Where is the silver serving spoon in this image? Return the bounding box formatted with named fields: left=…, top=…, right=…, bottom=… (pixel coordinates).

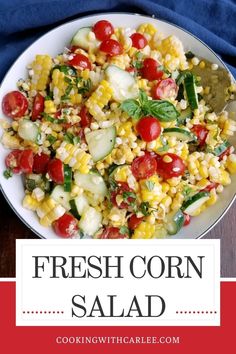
left=191, top=59, right=235, bottom=115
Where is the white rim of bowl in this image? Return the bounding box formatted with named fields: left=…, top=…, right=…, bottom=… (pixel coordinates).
left=0, top=11, right=235, bottom=240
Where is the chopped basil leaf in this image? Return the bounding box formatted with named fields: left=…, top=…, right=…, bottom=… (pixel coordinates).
left=185, top=51, right=195, bottom=59
left=120, top=99, right=142, bottom=120
left=119, top=226, right=130, bottom=235
left=3, top=169, right=13, bottom=179
left=78, top=79, right=92, bottom=94
left=47, top=134, right=57, bottom=144
left=122, top=191, right=136, bottom=202
left=139, top=202, right=150, bottom=216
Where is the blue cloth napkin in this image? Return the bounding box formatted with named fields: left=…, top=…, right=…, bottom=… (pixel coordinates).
left=0, top=0, right=235, bottom=82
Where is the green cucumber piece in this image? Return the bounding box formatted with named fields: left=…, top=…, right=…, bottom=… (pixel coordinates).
left=51, top=185, right=71, bottom=210
left=105, top=65, right=139, bottom=102
left=74, top=171, right=107, bottom=197
left=18, top=119, right=39, bottom=142
left=182, top=191, right=209, bottom=216
left=165, top=210, right=184, bottom=235
left=214, top=141, right=230, bottom=157
left=184, top=74, right=199, bottom=110
left=85, top=126, right=116, bottom=162
left=25, top=173, right=50, bottom=192
left=71, top=27, right=100, bottom=51
left=79, top=206, right=102, bottom=236
left=163, top=127, right=196, bottom=142
left=69, top=194, right=89, bottom=219
left=178, top=106, right=192, bottom=121
left=64, top=165, right=72, bottom=192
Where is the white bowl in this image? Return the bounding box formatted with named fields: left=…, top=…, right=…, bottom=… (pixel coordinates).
left=0, top=13, right=235, bottom=239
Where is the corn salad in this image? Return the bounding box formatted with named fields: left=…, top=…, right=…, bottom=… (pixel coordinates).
left=1, top=19, right=236, bottom=239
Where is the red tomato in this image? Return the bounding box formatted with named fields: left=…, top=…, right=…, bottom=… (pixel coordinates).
left=131, top=153, right=157, bottom=180
left=31, top=93, right=44, bottom=121
left=47, top=158, right=64, bottom=184
left=218, top=146, right=231, bottom=161
left=152, top=78, right=178, bottom=100
left=136, top=116, right=161, bottom=142
left=126, top=67, right=136, bottom=74
left=53, top=213, right=78, bottom=238
left=110, top=182, right=135, bottom=209
left=130, top=33, right=147, bottom=49
left=18, top=149, right=34, bottom=174
left=156, top=153, right=186, bottom=179
left=79, top=106, right=92, bottom=127
left=141, top=58, right=164, bottom=81
left=128, top=214, right=144, bottom=230
left=67, top=53, right=92, bottom=70
left=2, top=91, right=28, bottom=119
left=201, top=182, right=219, bottom=192
left=5, top=149, right=22, bottom=173
left=77, top=128, right=86, bottom=142
left=33, top=153, right=50, bottom=174
left=98, top=227, right=129, bottom=239
left=99, top=39, right=123, bottom=56
left=191, top=125, right=208, bottom=147
left=183, top=213, right=191, bottom=226
left=70, top=45, right=79, bottom=53
left=93, top=20, right=114, bottom=41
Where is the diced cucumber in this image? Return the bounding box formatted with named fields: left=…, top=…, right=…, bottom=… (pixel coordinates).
left=64, top=165, right=72, bottom=192
left=105, top=65, right=139, bottom=102
left=79, top=206, right=102, bottom=236
left=69, top=194, right=89, bottom=218
left=51, top=185, right=71, bottom=210
left=182, top=191, right=209, bottom=216
left=71, top=27, right=100, bottom=51
left=165, top=210, right=184, bottom=235
left=214, top=141, right=230, bottom=157
left=163, top=127, right=196, bottom=142
left=184, top=74, right=198, bottom=110
left=74, top=171, right=108, bottom=197
left=85, top=126, right=116, bottom=162
left=18, top=119, right=39, bottom=142
left=178, top=107, right=193, bottom=124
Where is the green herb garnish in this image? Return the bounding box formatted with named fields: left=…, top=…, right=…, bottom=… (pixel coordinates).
left=3, top=169, right=13, bottom=179
left=78, top=79, right=92, bottom=94
left=119, top=226, right=130, bottom=236
left=185, top=51, right=195, bottom=59
left=139, top=202, right=151, bottom=216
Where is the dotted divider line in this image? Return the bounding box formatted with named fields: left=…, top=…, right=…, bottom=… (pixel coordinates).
left=22, top=311, right=64, bottom=314
left=176, top=311, right=217, bottom=314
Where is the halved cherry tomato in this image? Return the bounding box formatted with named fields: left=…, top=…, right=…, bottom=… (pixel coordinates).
left=191, top=125, right=208, bottom=147
left=2, top=91, right=28, bottom=119
left=126, top=67, right=136, bottom=74
left=5, top=149, right=22, bottom=173
left=67, top=53, right=92, bottom=70
left=33, top=153, right=50, bottom=174
left=53, top=213, right=78, bottom=238
left=76, top=127, right=86, bottom=142
left=70, top=45, right=79, bottom=53
left=130, top=33, right=147, bottom=49
left=141, top=58, right=164, bottom=81
left=152, top=78, right=178, bottom=100
left=156, top=153, right=186, bottom=179
left=100, top=39, right=123, bottom=56
left=136, top=116, right=161, bottom=142
left=131, top=153, right=157, bottom=180
left=128, top=214, right=144, bottom=230
left=98, top=227, right=129, bottom=239
left=183, top=213, right=191, bottom=226
left=47, top=158, right=64, bottom=184
left=201, top=182, right=219, bottom=192
left=31, top=93, right=44, bottom=121
left=110, top=182, right=135, bottom=209
left=93, top=20, right=114, bottom=41
left=79, top=106, right=92, bottom=127
left=218, top=146, right=231, bottom=161
left=18, top=149, right=34, bottom=174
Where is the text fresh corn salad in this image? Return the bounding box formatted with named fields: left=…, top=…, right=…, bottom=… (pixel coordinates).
left=1, top=19, right=236, bottom=238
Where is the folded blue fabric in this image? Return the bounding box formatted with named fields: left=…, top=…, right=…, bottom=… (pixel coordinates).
left=0, top=0, right=235, bottom=81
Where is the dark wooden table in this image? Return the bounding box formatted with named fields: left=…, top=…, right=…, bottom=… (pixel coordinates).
left=0, top=193, right=235, bottom=277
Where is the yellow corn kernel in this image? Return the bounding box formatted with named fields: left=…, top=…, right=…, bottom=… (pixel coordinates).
left=218, top=169, right=231, bottom=186
left=85, top=80, right=113, bottom=119
left=51, top=68, right=67, bottom=102
left=113, top=165, right=129, bottom=182
left=226, top=154, right=236, bottom=174
left=167, top=177, right=181, bottom=187
left=161, top=195, right=172, bottom=208
left=81, top=69, right=90, bottom=80
left=197, top=178, right=210, bottom=189
left=199, top=61, right=206, bottom=69
left=70, top=93, right=82, bottom=105
left=30, top=55, right=52, bottom=91
left=137, top=23, right=157, bottom=37
left=199, top=165, right=209, bottom=178
left=161, top=182, right=170, bottom=193
left=44, top=100, right=56, bottom=114
left=23, top=195, right=40, bottom=211
left=206, top=189, right=218, bottom=206
left=56, top=141, right=92, bottom=173
left=1, top=132, right=20, bottom=149
left=132, top=221, right=155, bottom=239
